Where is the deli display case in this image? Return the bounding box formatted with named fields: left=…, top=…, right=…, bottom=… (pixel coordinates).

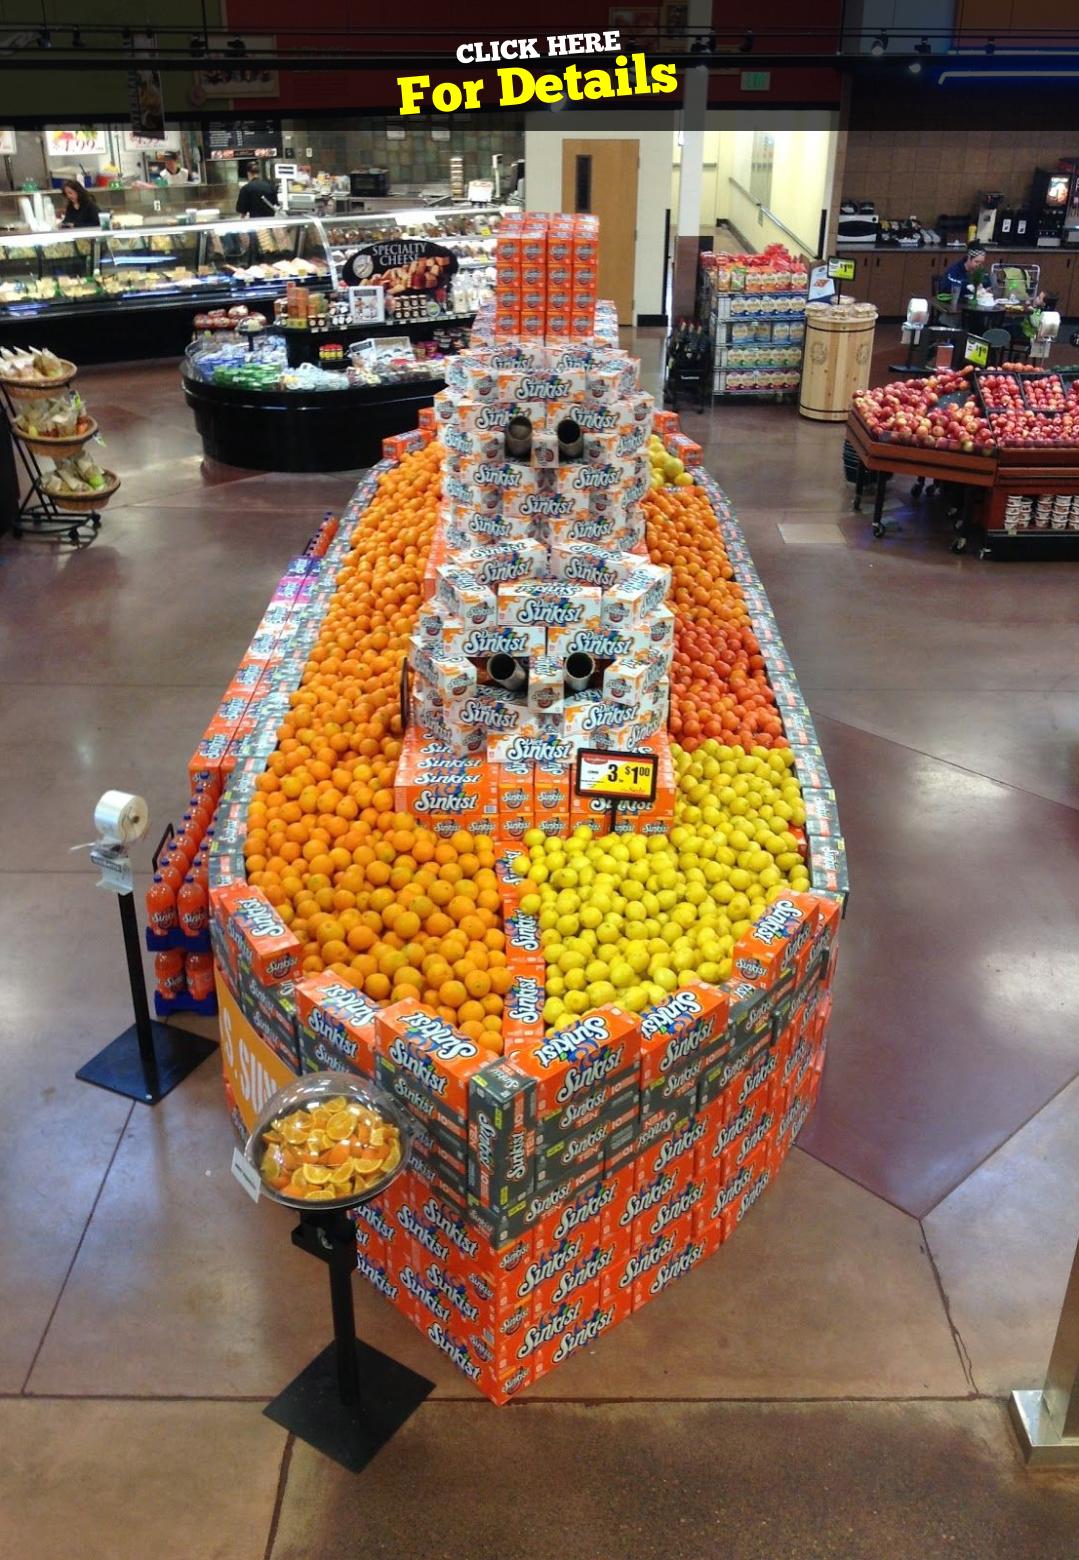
left=0, top=217, right=329, bottom=361
left=0, top=206, right=508, bottom=363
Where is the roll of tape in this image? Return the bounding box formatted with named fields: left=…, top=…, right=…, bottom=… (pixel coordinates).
left=93, top=790, right=149, bottom=845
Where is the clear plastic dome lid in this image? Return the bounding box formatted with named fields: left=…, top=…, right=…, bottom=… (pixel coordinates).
left=244, top=1071, right=412, bottom=1211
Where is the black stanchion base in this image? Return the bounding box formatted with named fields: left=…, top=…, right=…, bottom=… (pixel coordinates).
left=264, top=1339, right=435, bottom=1473
left=76, top=1021, right=217, bottom=1105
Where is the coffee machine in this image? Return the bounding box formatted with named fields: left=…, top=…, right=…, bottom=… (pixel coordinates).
left=1030, top=168, right=1070, bottom=245
left=975, top=192, right=1003, bottom=244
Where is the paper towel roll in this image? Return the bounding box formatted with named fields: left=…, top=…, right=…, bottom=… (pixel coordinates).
left=93, top=790, right=149, bottom=845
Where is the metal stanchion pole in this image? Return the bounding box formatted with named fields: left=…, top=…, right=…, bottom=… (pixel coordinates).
left=1010, top=1229, right=1079, bottom=1467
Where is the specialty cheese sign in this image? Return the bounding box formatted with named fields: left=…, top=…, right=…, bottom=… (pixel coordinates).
left=216, top=973, right=296, bottom=1133
left=341, top=239, right=458, bottom=295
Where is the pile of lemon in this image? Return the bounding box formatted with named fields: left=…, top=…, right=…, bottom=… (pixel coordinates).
left=648, top=434, right=694, bottom=489
left=512, top=740, right=811, bottom=1033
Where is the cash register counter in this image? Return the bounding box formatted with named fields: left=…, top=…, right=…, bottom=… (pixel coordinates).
left=837, top=244, right=1079, bottom=320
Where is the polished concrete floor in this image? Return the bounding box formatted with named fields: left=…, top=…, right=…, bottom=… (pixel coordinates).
left=1, top=337, right=1078, bottom=1558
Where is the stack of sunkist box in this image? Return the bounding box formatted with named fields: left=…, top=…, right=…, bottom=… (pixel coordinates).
left=394, top=215, right=678, bottom=845
left=287, top=883, right=841, bottom=1404
left=493, top=210, right=599, bottom=341
left=203, top=435, right=845, bottom=1402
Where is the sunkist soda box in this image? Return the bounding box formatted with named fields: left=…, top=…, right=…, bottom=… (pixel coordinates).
left=201, top=211, right=844, bottom=1403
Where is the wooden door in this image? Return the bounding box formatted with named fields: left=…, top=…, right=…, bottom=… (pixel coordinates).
left=561, top=139, right=638, bottom=322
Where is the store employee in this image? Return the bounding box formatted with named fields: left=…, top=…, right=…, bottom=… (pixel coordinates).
left=235, top=161, right=278, bottom=219
left=159, top=151, right=193, bottom=186
left=59, top=180, right=101, bottom=229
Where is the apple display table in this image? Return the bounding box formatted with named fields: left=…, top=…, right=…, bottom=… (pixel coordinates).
left=847, top=410, right=1079, bottom=556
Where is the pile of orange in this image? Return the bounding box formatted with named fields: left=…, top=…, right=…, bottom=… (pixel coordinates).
left=645, top=485, right=787, bottom=752
left=243, top=443, right=508, bottom=1052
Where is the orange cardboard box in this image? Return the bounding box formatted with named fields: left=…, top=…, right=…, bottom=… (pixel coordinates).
left=512, top=1007, right=641, bottom=1117
left=293, top=970, right=382, bottom=1077
left=496, top=759, right=534, bottom=843
left=374, top=999, right=489, bottom=1119
left=216, top=970, right=299, bottom=1134
left=529, top=1286, right=632, bottom=1382
left=502, top=971, right=546, bottom=1055
left=731, top=896, right=819, bottom=990
left=211, top=881, right=301, bottom=985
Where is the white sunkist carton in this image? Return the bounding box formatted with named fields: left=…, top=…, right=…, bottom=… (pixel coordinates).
left=436, top=566, right=498, bottom=629
left=499, top=580, right=602, bottom=632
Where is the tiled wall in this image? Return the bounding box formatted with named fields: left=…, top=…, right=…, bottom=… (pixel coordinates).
left=842, top=129, right=1079, bottom=222
left=282, top=117, right=524, bottom=191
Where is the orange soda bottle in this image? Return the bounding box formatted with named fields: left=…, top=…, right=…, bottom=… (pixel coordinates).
left=145, top=874, right=177, bottom=936
left=177, top=875, right=208, bottom=937
left=154, top=950, right=185, bottom=1000
left=185, top=952, right=215, bottom=1002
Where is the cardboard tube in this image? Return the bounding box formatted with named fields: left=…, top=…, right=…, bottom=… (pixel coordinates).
left=556, top=417, right=584, bottom=460
left=504, top=415, right=533, bottom=460
left=565, top=652, right=595, bottom=691
left=488, top=653, right=528, bottom=691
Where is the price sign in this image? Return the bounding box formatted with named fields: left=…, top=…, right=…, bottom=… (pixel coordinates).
left=575, top=749, right=659, bottom=804
left=230, top=1145, right=262, bottom=1203
left=827, top=256, right=856, bottom=281
left=965, top=335, right=990, bottom=367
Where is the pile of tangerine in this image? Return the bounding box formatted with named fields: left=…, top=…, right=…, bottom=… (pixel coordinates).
left=645, top=484, right=787, bottom=752
left=244, top=443, right=509, bottom=1051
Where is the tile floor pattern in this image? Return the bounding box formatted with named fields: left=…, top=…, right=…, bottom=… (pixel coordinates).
left=0, top=339, right=1077, bottom=1556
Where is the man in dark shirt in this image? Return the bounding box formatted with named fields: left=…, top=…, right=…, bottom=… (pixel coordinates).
left=235, top=161, right=277, bottom=219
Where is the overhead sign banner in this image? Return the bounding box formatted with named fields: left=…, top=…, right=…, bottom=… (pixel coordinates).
left=194, top=37, right=279, bottom=99
left=128, top=33, right=165, bottom=140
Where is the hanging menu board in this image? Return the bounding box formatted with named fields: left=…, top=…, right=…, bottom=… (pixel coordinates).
left=207, top=119, right=279, bottom=160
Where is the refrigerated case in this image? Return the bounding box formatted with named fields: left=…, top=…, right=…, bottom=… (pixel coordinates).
left=0, top=206, right=507, bottom=362
left=0, top=216, right=328, bottom=360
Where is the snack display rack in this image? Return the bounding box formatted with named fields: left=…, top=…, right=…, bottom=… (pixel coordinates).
left=183, top=214, right=845, bottom=1408
left=699, top=248, right=808, bottom=400
left=0, top=351, right=117, bottom=542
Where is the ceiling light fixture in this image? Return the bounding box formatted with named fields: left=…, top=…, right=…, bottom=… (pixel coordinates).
left=870, top=32, right=888, bottom=56
left=738, top=30, right=754, bottom=54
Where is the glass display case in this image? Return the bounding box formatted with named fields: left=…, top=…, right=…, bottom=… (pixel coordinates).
left=0, top=216, right=328, bottom=318
left=0, top=205, right=509, bottom=361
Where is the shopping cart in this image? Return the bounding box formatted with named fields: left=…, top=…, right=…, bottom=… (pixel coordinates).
left=663, top=323, right=713, bottom=413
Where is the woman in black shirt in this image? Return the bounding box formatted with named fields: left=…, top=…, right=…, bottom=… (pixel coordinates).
left=59, top=180, right=101, bottom=229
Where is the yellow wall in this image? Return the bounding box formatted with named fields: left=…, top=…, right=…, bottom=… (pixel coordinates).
left=702, top=115, right=836, bottom=258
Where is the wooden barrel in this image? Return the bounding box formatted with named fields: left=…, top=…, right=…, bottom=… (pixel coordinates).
left=799, top=305, right=878, bottom=422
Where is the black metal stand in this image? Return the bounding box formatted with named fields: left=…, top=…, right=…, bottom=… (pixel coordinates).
left=76, top=891, right=216, bottom=1104
left=264, top=1207, right=434, bottom=1472
left=0, top=382, right=101, bottom=544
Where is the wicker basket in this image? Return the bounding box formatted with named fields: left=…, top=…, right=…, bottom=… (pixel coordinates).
left=47, top=471, right=121, bottom=512
left=13, top=415, right=98, bottom=460
left=0, top=359, right=78, bottom=398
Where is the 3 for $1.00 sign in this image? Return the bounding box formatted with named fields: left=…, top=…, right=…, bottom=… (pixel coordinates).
left=216, top=974, right=296, bottom=1132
